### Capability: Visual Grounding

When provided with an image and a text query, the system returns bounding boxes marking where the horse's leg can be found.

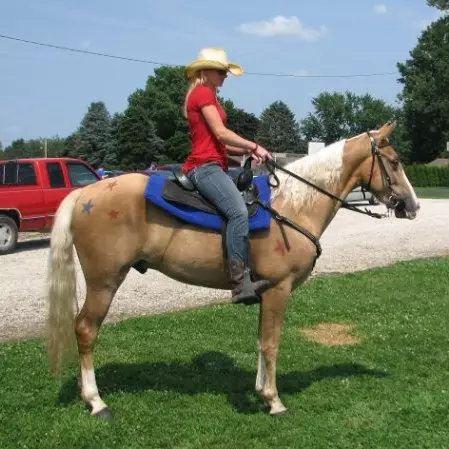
[256,282,290,415]
[76,273,127,417]
[255,342,265,392]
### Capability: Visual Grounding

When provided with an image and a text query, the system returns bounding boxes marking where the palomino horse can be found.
[47,121,419,417]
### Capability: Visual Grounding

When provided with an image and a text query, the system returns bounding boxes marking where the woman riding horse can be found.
[182,47,272,305]
[46,97,420,417]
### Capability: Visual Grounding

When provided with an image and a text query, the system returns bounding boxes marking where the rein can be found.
[264,154,386,220]
[248,133,392,260]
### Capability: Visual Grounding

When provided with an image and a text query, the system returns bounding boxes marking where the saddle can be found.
[163,159,259,216]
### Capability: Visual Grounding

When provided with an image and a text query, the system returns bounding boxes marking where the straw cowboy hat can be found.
[185,48,243,79]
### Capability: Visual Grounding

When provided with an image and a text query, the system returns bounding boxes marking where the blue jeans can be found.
[188,163,249,263]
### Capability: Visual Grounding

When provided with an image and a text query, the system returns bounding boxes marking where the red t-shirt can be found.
[182,85,228,173]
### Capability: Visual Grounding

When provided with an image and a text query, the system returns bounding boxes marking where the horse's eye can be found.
[391,160,400,170]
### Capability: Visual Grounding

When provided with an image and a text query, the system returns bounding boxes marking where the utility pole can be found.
[40,139,48,158]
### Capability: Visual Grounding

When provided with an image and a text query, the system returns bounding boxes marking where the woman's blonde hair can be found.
[183,71,209,118]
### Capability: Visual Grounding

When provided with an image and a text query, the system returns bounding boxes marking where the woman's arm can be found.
[225,144,251,155]
[201,104,273,164]
[201,105,257,152]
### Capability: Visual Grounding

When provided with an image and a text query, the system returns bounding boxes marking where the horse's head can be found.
[358,121,420,219]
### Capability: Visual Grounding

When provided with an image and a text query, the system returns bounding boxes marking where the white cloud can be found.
[237,16,327,41]
[374,4,388,15]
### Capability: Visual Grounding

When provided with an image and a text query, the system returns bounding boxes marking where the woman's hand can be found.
[250,144,273,166]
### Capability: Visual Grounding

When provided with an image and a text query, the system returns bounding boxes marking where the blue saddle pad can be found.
[144,174,272,232]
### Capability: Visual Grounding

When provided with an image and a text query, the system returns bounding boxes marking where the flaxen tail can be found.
[46,189,83,375]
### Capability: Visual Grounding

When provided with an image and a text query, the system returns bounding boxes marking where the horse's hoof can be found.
[269,404,288,416]
[94,407,112,419]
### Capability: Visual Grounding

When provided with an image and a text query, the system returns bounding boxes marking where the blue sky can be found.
[0,0,443,147]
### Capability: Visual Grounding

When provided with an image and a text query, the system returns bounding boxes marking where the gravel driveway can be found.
[1,199,448,342]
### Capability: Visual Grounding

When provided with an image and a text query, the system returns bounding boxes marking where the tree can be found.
[137,66,188,143]
[4,136,67,159]
[44,137,66,158]
[1,139,27,159]
[105,114,122,167]
[76,101,113,166]
[388,109,413,164]
[221,99,260,141]
[163,131,191,165]
[256,101,302,153]
[397,15,449,162]
[61,133,83,159]
[0,137,71,160]
[1,139,40,159]
[300,91,397,145]
[427,0,449,10]
[113,108,164,170]
[116,66,190,166]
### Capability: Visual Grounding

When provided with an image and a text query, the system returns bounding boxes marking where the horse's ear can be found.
[378,120,397,139]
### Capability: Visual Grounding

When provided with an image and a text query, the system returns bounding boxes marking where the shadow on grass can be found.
[58,351,388,414]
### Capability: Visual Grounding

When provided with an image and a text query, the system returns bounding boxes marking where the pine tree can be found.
[256,101,302,153]
[398,16,449,162]
[113,108,165,170]
[427,0,449,10]
[77,102,113,166]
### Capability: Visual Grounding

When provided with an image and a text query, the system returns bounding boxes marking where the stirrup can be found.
[232,290,261,306]
[252,279,271,296]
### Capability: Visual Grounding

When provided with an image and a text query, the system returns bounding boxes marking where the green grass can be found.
[415,187,449,199]
[2,257,449,448]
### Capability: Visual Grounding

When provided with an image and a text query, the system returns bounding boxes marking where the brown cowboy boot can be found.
[228,260,271,305]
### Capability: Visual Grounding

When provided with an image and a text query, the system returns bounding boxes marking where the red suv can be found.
[0,157,100,253]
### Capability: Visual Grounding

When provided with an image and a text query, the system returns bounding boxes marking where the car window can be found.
[46,162,66,188]
[0,162,37,185]
[66,162,98,186]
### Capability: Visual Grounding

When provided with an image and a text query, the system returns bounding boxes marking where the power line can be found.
[0,34,171,66]
[0,33,399,79]
[245,70,398,78]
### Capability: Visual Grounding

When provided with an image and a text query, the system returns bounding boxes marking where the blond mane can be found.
[270,139,346,212]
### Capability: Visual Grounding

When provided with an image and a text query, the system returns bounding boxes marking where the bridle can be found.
[246,132,403,260]
[264,132,396,219]
[264,131,405,218]
[364,132,402,210]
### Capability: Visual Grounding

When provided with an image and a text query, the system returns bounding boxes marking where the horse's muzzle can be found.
[394,198,419,220]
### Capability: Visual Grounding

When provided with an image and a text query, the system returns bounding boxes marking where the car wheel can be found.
[0,215,19,254]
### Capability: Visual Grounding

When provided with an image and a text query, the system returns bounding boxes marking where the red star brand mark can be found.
[274,240,286,256]
[108,210,120,220]
[106,180,118,191]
